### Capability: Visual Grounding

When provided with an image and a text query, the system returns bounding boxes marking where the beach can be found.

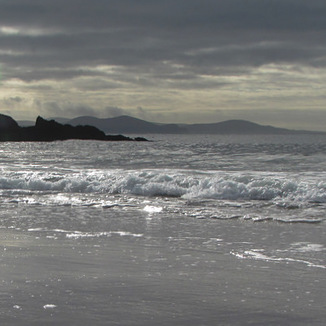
[1,214,325,326]
[0,135,325,325]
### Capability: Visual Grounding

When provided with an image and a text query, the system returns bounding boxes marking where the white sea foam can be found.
[13,305,22,310]
[43,304,57,309]
[290,243,325,252]
[65,231,143,239]
[231,249,326,269]
[27,228,143,239]
[1,170,326,206]
[143,205,163,213]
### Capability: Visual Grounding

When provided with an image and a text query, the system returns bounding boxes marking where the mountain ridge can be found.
[17,115,326,135]
[68,115,186,134]
[51,115,325,135]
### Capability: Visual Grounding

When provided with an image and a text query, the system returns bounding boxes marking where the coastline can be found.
[0,221,325,326]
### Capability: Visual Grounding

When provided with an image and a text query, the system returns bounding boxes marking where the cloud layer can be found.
[1,0,326,130]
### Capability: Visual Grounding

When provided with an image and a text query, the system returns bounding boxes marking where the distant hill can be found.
[185,120,299,134]
[48,117,70,124]
[68,115,186,134]
[61,115,323,135]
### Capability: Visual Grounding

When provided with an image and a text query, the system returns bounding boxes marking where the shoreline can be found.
[0,225,325,325]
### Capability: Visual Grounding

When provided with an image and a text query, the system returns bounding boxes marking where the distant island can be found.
[0,114,147,142]
[18,115,326,135]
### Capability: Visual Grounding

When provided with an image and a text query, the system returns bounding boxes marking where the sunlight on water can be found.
[0,135,325,325]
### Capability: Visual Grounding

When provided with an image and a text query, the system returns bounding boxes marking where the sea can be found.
[0,134,325,325]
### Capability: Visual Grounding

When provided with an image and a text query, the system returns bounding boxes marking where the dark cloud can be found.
[1,96,25,109]
[40,101,97,118]
[2,0,325,33]
[4,96,23,103]
[1,0,325,78]
[0,0,326,129]
[135,107,164,122]
[104,106,128,117]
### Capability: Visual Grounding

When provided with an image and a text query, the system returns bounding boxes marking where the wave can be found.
[27,228,143,239]
[0,169,325,205]
[231,249,326,269]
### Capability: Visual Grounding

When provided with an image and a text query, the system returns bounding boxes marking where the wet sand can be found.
[0,226,325,326]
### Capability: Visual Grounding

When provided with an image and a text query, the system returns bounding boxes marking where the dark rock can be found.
[0,115,148,142]
[33,116,107,141]
[0,114,21,141]
[0,114,20,130]
[134,137,148,141]
[105,134,133,141]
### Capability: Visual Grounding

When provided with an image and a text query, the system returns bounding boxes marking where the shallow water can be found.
[1,217,325,326]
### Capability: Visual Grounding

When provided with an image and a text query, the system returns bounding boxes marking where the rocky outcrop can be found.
[0,114,20,130]
[0,114,147,142]
[0,114,21,141]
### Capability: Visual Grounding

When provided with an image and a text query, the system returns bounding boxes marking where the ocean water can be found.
[0,134,325,325]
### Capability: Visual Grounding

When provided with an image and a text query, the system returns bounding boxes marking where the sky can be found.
[0,0,326,131]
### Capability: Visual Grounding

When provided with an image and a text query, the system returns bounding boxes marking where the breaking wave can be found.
[0,169,325,205]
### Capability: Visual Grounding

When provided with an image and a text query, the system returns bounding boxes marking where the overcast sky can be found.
[1,0,326,130]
